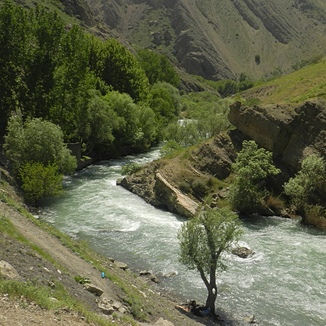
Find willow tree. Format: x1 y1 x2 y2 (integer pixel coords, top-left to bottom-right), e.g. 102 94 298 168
178 207 242 314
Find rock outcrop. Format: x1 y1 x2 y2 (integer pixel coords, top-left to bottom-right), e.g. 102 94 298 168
117 167 199 218
119 100 326 218
228 100 326 172
118 133 243 217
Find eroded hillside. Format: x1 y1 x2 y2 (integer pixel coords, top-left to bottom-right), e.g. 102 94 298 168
62 0 326 81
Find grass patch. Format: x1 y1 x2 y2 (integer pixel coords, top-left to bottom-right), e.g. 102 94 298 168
0 279 116 326
241 57 326 105
0 216 60 269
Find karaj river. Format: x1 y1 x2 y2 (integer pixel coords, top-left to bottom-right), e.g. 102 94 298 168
39 148 326 325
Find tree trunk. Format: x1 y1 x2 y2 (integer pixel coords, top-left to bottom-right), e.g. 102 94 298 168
205 265 217 315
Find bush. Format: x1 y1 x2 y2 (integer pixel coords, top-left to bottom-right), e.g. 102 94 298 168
4 117 76 174
283 154 326 226
302 205 326 228
229 140 280 214
121 163 142 176
284 154 325 210
19 162 63 205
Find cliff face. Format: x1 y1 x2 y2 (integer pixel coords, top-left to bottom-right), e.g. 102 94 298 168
62 0 326 81
228 100 326 200
228 100 326 172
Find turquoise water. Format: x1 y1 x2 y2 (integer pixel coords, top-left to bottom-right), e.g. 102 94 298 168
39 149 326 325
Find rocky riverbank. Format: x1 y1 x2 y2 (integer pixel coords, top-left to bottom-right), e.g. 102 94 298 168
0 168 226 326
118 100 326 226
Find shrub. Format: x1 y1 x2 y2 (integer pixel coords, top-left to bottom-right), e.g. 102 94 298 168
4 117 76 174
229 140 280 214
19 162 63 205
284 154 326 210
121 163 142 176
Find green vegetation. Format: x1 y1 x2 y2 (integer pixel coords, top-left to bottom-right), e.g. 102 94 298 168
161 94 232 153
4 117 76 204
284 154 326 227
4 117 76 174
0 0 180 155
242 57 326 105
137 49 180 87
178 206 242 314
194 75 254 98
229 140 280 214
121 163 142 176
0 0 189 203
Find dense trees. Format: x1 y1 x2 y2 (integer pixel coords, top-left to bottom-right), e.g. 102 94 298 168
93 39 150 102
137 49 180 87
178 206 242 314
0 1 160 153
0 1 186 202
4 117 76 204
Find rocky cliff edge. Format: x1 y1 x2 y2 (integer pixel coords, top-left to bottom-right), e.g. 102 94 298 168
118 100 326 217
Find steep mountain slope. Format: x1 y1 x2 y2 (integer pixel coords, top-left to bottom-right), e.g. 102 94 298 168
63 0 326 81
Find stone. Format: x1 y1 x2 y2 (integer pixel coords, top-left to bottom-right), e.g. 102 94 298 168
115 261 128 270
84 283 104 296
154 317 175 326
98 299 115 315
98 297 126 315
163 272 177 278
139 270 151 276
0 260 20 280
232 247 254 259
149 274 160 283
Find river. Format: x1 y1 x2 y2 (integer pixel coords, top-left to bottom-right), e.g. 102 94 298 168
39 148 326 326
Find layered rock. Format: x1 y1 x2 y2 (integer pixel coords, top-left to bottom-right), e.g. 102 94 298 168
228 100 326 172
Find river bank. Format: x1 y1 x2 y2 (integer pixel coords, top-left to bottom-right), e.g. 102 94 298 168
0 192 227 326
36 150 326 326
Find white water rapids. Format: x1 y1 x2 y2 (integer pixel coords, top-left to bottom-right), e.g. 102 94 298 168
39 148 326 325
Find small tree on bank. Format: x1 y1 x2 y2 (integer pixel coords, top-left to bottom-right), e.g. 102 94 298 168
229 140 280 214
178 207 243 314
284 154 326 226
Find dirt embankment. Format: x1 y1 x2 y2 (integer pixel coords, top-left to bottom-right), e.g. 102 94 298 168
0 176 223 326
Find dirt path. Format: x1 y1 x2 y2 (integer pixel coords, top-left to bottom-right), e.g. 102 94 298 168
0 202 116 299
0 201 223 326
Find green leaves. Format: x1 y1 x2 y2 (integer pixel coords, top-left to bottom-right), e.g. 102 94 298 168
178 207 242 274
229 140 280 214
19 162 63 205
5 117 76 175
178 206 242 311
137 49 180 87
4 117 76 204
94 38 149 102
284 154 326 209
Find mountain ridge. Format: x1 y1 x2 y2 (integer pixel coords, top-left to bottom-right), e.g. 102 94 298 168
64 0 326 81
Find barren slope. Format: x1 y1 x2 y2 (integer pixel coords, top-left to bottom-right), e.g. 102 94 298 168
70 0 326 80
